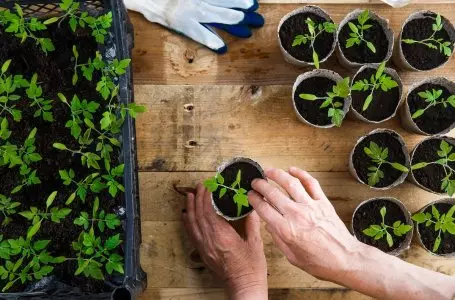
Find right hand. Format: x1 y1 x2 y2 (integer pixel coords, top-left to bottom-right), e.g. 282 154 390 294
248 167 361 282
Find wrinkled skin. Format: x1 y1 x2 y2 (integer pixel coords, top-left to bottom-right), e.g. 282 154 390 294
182 184 267 299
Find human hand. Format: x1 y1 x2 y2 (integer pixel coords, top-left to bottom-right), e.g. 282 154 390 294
124 0 264 53
248 167 361 283
182 183 268 299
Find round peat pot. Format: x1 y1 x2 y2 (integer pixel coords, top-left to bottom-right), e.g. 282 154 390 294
292 69 352 128
395 11 455 71
211 157 266 221
400 77 455 136
349 129 410 190
352 197 413 256
336 9 394 69
350 64 403 124
409 136 455 195
414 198 455 256
278 5 337 67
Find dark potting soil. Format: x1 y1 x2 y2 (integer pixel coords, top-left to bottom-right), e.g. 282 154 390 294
213 162 264 218
412 138 455 193
418 202 455 255
339 18 389 63
353 199 409 252
407 83 455 134
351 68 400 122
294 76 345 126
279 12 335 62
0 22 123 292
402 15 454 70
353 132 407 188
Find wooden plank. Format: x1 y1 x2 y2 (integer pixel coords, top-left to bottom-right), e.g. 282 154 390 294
134 85 455 172
130 4 455 86
140 288 371 300
139 220 455 288
138 172 444 222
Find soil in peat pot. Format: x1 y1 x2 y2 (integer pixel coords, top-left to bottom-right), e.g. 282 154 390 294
0 23 124 292
353 199 408 252
339 18 389 64
402 14 455 70
418 203 455 255
351 68 400 122
412 138 455 193
279 12 335 62
408 83 455 134
213 162 264 218
353 132 407 188
294 76 344 126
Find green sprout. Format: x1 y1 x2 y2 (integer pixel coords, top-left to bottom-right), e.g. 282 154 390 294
73 198 121 232
403 14 453 57
0 4 55 54
411 140 455 196
412 205 455 252
59 169 104 204
0 59 29 123
299 77 350 127
363 141 409 187
411 89 455 119
351 62 399 111
204 170 250 217
345 10 376 53
26 74 54 122
363 206 412 247
292 18 337 68
0 194 20 226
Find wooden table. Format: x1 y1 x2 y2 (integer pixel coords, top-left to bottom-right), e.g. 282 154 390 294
132 1 455 299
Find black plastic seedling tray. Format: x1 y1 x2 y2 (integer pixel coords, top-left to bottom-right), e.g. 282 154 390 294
0 0 146 299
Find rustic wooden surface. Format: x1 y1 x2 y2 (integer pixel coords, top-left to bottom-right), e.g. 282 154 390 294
133 2 455 299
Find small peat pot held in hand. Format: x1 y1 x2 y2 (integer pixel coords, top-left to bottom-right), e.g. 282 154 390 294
292 69 351 128
337 9 394 69
401 78 455 135
278 6 337 68
396 12 455 71
350 62 403 123
349 129 410 189
204 158 266 221
410 137 455 196
352 198 413 255
412 198 455 256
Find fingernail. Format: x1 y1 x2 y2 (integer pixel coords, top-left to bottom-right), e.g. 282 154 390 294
182 209 187 213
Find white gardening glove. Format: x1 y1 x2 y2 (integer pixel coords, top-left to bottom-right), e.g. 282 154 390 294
124 0 264 53
381 0 412 8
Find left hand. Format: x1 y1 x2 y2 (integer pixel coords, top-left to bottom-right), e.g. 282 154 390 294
182 183 268 300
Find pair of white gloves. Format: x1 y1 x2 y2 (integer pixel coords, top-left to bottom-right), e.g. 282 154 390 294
124 0 411 54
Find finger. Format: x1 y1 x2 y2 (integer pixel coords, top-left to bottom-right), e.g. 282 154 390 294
245 211 262 242
194 183 206 222
289 167 327 201
265 168 312 204
252 178 295 212
197 3 244 25
243 11 264 27
209 23 252 38
184 193 202 242
201 0 258 11
248 190 283 227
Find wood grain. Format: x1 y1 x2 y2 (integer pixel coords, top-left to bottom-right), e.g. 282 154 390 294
140 288 371 300
130 4 455 86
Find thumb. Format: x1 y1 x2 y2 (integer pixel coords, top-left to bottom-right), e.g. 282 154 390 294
245 211 262 242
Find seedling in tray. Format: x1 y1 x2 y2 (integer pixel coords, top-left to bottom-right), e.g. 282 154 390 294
299 77 350 127
411 88 455 119
412 204 455 252
412 140 455 196
363 206 412 248
364 141 409 187
204 170 250 217
351 62 398 111
345 10 376 53
292 18 336 68
403 14 454 57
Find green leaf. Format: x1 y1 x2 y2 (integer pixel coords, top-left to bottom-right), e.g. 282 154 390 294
362 225 382 237
33 240 50 251
203 178 218 193
1 59 11 74
312 51 319 69
43 17 59 25
411 162 429 170
432 205 440 220
105 234 122 250
46 191 57 208
27 220 41 240
216 173 224 184
375 62 385 80
53 143 67 150
299 94 318 101
292 35 307 47
362 94 374 111
366 42 376 53
348 22 359 34
351 80 366 91
412 212 428 224
433 236 441 252
412 109 425 119
390 162 409 172
346 37 359 48
386 232 393 247
219 188 227 198
380 206 386 218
